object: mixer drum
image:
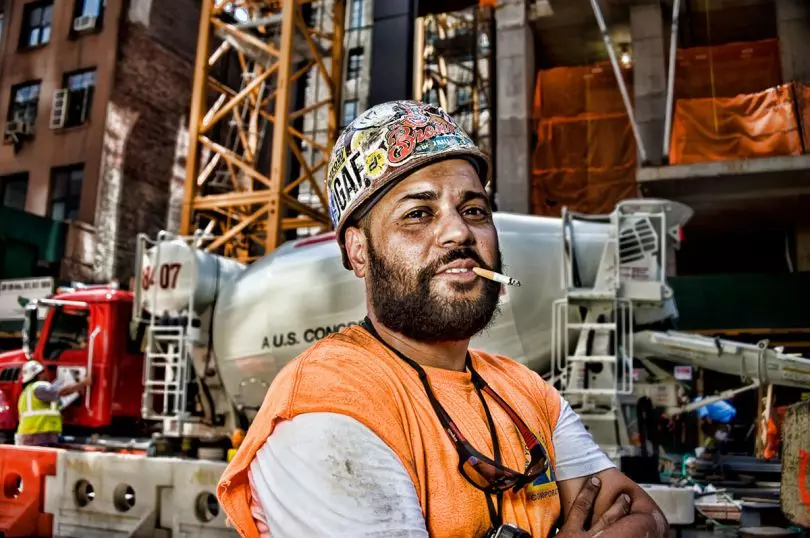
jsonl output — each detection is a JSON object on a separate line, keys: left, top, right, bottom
{"left": 139, "top": 238, "right": 244, "bottom": 316}
{"left": 212, "top": 212, "right": 612, "bottom": 411}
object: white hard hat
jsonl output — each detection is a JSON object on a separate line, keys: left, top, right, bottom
{"left": 21, "top": 360, "right": 45, "bottom": 383}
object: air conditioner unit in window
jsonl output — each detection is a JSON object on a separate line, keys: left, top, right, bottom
{"left": 4, "top": 120, "right": 34, "bottom": 137}
{"left": 73, "top": 15, "right": 97, "bottom": 32}
{"left": 4, "top": 121, "right": 22, "bottom": 135}
{"left": 50, "top": 89, "right": 69, "bottom": 130}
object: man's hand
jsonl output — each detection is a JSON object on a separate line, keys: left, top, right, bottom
{"left": 58, "top": 377, "right": 92, "bottom": 397}
{"left": 558, "top": 469, "right": 669, "bottom": 538}
{"left": 557, "top": 477, "right": 632, "bottom": 537}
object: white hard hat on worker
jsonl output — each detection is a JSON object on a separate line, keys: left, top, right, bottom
{"left": 326, "top": 100, "right": 491, "bottom": 269}
{"left": 21, "top": 360, "right": 45, "bottom": 384}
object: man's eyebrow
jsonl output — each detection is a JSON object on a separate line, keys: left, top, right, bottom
{"left": 397, "top": 190, "right": 439, "bottom": 203}
{"left": 461, "top": 190, "right": 491, "bottom": 206}
{"left": 395, "top": 189, "right": 490, "bottom": 206}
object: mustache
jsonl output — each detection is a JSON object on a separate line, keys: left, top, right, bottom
{"left": 426, "top": 247, "right": 491, "bottom": 276}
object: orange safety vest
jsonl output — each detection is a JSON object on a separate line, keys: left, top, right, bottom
{"left": 218, "top": 326, "right": 563, "bottom": 538}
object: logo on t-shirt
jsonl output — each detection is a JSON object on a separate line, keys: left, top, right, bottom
{"left": 523, "top": 433, "right": 559, "bottom": 502}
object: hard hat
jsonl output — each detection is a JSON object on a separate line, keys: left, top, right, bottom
{"left": 326, "top": 100, "right": 490, "bottom": 269}
{"left": 21, "top": 360, "right": 45, "bottom": 384}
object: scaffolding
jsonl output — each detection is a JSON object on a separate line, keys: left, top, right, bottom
{"left": 414, "top": 4, "right": 495, "bottom": 158}
{"left": 181, "top": 0, "right": 346, "bottom": 262}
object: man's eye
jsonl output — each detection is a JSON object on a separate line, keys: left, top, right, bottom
{"left": 405, "top": 209, "right": 430, "bottom": 219}
{"left": 465, "top": 207, "right": 489, "bottom": 217}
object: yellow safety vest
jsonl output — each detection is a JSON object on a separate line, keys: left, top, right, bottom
{"left": 17, "top": 381, "right": 62, "bottom": 435}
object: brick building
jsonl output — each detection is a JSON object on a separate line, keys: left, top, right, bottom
{"left": 0, "top": 0, "right": 200, "bottom": 285}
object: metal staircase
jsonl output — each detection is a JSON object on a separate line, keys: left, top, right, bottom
{"left": 552, "top": 199, "right": 684, "bottom": 454}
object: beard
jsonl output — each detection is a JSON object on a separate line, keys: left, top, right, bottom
{"left": 367, "top": 239, "right": 503, "bottom": 342}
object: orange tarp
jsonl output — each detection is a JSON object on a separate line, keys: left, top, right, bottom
{"left": 533, "top": 63, "right": 631, "bottom": 119}
{"left": 669, "top": 84, "right": 802, "bottom": 165}
{"left": 674, "top": 39, "right": 782, "bottom": 100}
{"left": 531, "top": 63, "right": 638, "bottom": 217}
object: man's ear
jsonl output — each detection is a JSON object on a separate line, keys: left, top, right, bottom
{"left": 344, "top": 225, "right": 369, "bottom": 277}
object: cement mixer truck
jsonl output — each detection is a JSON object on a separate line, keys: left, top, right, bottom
{"left": 128, "top": 197, "right": 810, "bottom": 457}
{"left": 1, "top": 198, "right": 809, "bottom": 457}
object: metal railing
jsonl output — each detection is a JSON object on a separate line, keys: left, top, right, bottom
{"left": 134, "top": 231, "right": 204, "bottom": 435}
{"left": 85, "top": 326, "right": 101, "bottom": 412}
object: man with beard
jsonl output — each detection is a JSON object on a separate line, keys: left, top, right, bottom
{"left": 218, "top": 101, "right": 668, "bottom": 538}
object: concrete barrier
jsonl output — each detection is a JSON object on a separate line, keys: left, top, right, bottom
{"left": 162, "top": 458, "right": 236, "bottom": 537}
{"left": 44, "top": 451, "right": 175, "bottom": 538}
{"left": 640, "top": 484, "right": 695, "bottom": 525}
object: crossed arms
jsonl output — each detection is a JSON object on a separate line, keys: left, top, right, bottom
{"left": 248, "top": 411, "right": 668, "bottom": 537}
{"left": 557, "top": 469, "right": 669, "bottom": 537}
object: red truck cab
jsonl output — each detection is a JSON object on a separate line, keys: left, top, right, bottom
{"left": 0, "top": 285, "right": 145, "bottom": 438}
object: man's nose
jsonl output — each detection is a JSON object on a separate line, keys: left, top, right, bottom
{"left": 435, "top": 211, "right": 474, "bottom": 247}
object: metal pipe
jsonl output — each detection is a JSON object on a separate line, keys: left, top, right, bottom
{"left": 180, "top": 0, "right": 213, "bottom": 235}
{"left": 588, "top": 0, "right": 648, "bottom": 164}
{"left": 85, "top": 326, "right": 101, "bottom": 411}
{"left": 667, "top": 381, "right": 760, "bottom": 416}
{"left": 38, "top": 299, "right": 90, "bottom": 308}
{"left": 413, "top": 16, "right": 426, "bottom": 100}
{"left": 663, "top": 0, "right": 682, "bottom": 162}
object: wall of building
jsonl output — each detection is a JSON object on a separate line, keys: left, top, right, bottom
{"left": 90, "top": 0, "right": 197, "bottom": 283}
{"left": 0, "top": 0, "right": 198, "bottom": 283}
{"left": 0, "top": 0, "right": 125, "bottom": 224}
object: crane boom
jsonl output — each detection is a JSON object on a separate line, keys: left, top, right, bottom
{"left": 634, "top": 330, "right": 810, "bottom": 390}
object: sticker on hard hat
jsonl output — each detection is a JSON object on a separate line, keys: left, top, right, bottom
{"left": 329, "top": 149, "right": 369, "bottom": 216}
{"left": 384, "top": 114, "right": 459, "bottom": 164}
{"left": 365, "top": 150, "right": 386, "bottom": 179}
{"left": 327, "top": 101, "right": 478, "bottom": 229}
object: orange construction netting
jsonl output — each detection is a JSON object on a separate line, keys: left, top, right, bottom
{"left": 674, "top": 38, "right": 782, "bottom": 100}
{"left": 532, "top": 39, "right": 796, "bottom": 210}
{"left": 531, "top": 62, "right": 638, "bottom": 217}
{"left": 669, "top": 83, "right": 803, "bottom": 165}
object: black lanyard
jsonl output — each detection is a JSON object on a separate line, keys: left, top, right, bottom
{"left": 360, "top": 317, "right": 505, "bottom": 529}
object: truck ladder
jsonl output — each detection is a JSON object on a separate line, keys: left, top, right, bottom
{"left": 552, "top": 199, "right": 684, "bottom": 454}
{"left": 136, "top": 232, "right": 206, "bottom": 438}
{"left": 142, "top": 325, "right": 194, "bottom": 422}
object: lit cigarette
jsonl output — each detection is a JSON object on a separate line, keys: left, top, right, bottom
{"left": 472, "top": 267, "right": 521, "bottom": 287}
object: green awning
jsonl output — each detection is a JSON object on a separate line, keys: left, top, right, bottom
{"left": 670, "top": 273, "right": 810, "bottom": 331}
{"left": 0, "top": 207, "right": 67, "bottom": 278}
{"left": 0, "top": 319, "right": 23, "bottom": 338}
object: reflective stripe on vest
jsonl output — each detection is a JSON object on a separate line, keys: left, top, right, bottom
{"left": 17, "top": 381, "right": 61, "bottom": 435}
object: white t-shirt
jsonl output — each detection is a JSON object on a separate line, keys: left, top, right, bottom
{"left": 246, "top": 394, "right": 614, "bottom": 537}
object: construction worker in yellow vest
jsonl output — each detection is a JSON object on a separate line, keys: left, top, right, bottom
{"left": 16, "top": 360, "right": 91, "bottom": 447}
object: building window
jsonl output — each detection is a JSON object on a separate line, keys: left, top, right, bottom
{"left": 347, "top": 48, "right": 364, "bottom": 81}
{"left": 72, "top": 0, "right": 105, "bottom": 33}
{"left": 50, "top": 165, "right": 84, "bottom": 221}
{"left": 8, "top": 81, "right": 41, "bottom": 126}
{"left": 349, "top": 0, "right": 363, "bottom": 29}
{"left": 20, "top": 1, "right": 53, "bottom": 49}
{"left": 457, "top": 86, "right": 472, "bottom": 107}
{"left": 0, "top": 367, "right": 21, "bottom": 382}
{"left": 61, "top": 69, "right": 96, "bottom": 127}
{"left": 1, "top": 173, "right": 28, "bottom": 211}
{"left": 76, "top": 0, "right": 105, "bottom": 18}
{"left": 343, "top": 99, "right": 359, "bottom": 127}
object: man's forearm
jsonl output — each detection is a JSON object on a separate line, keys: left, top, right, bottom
{"left": 558, "top": 470, "right": 670, "bottom": 538}
{"left": 591, "top": 511, "right": 667, "bottom": 538}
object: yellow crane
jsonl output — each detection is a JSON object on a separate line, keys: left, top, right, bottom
{"left": 180, "top": 0, "right": 346, "bottom": 262}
